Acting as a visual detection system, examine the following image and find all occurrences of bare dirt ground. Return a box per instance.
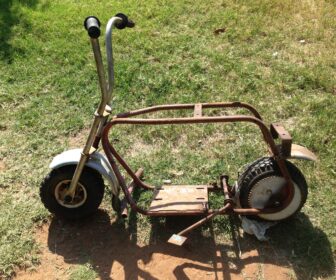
[0,159,6,172]
[15,210,293,280]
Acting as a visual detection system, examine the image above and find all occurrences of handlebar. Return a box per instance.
[84,16,101,38]
[83,13,134,111]
[105,14,134,104]
[115,13,135,29]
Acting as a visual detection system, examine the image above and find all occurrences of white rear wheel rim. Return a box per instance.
[249,176,302,221]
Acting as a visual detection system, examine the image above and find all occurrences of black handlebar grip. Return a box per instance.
[115,13,135,29]
[127,19,135,28]
[84,16,101,38]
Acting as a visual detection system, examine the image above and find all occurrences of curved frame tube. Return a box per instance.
[101,108,295,216]
[116,102,263,120]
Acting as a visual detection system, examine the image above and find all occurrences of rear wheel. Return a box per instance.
[40,165,105,219]
[238,157,308,221]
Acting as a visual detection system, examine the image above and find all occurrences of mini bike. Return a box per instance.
[40,14,317,245]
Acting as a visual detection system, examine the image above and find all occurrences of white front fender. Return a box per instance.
[49,149,119,196]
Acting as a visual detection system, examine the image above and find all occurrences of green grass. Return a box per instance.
[0,0,335,279]
[68,264,98,280]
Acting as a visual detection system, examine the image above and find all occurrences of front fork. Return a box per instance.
[64,110,110,201]
[64,37,110,200]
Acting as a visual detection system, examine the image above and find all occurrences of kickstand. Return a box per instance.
[168,203,232,246]
[229,214,242,258]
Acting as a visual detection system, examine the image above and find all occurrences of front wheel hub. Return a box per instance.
[63,195,73,203]
[55,180,87,208]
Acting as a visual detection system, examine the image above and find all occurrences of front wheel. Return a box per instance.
[237,157,308,221]
[40,165,105,219]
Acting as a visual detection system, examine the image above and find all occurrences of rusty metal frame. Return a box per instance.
[116,102,263,119]
[99,102,295,217]
[270,123,292,157]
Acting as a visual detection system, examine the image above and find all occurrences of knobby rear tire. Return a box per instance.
[238,157,308,221]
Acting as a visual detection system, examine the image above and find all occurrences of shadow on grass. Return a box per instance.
[267,213,335,280]
[0,0,39,63]
[45,210,334,280]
